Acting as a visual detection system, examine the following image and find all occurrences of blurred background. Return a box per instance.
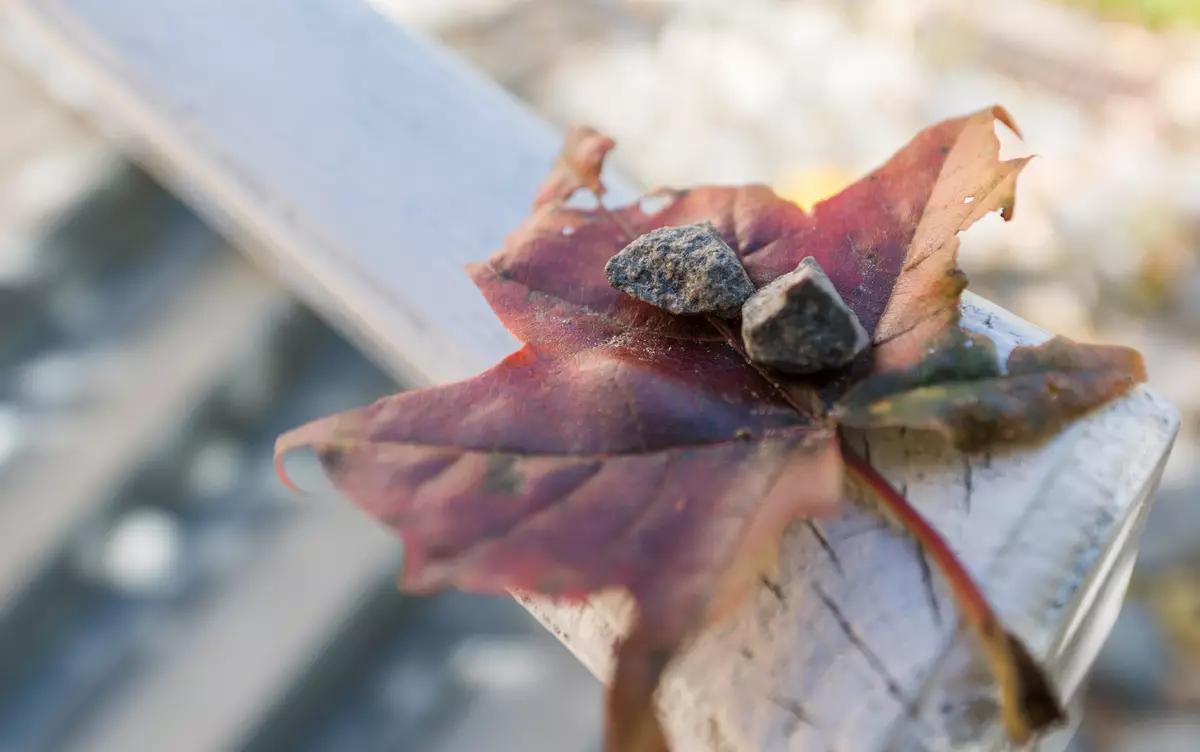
[0,0,1197,750]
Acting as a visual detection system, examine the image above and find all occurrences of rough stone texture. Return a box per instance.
[604,222,755,317]
[741,256,868,374]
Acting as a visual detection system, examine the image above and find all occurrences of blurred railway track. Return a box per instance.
[0,52,599,752]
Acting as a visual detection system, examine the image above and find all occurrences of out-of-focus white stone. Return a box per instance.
[1011,99,1092,164]
[927,70,1029,123]
[539,43,664,132]
[1158,58,1200,130]
[776,3,844,55]
[97,508,183,595]
[184,437,245,500]
[979,206,1064,275]
[450,637,552,691]
[17,351,90,409]
[1106,24,1168,82]
[821,39,923,117]
[709,32,787,120]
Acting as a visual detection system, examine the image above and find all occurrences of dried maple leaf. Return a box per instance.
[275,106,1141,750]
[532,124,616,210]
[836,328,1147,451]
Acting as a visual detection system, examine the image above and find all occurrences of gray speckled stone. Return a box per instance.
[741,256,868,374]
[604,222,755,317]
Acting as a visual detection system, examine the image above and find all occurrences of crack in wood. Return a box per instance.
[806,520,845,576]
[811,582,918,721]
[760,576,785,602]
[915,543,943,626]
[772,694,832,748]
[962,453,974,513]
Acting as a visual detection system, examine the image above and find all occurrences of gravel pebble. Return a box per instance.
[741,256,868,373]
[605,222,754,316]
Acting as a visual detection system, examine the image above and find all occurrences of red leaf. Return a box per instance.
[481,107,1024,368]
[275,339,842,752]
[275,108,1085,751]
[276,343,841,600]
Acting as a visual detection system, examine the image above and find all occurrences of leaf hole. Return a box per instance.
[564,189,599,211]
[994,119,1030,161]
[561,225,576,236]
[639,193,673,215]
[963,196,975,204]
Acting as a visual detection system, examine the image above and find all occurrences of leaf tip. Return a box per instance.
[990,105,1023,140]
[273,411,367,497]
[273,431,314,497]
[533,123,618,210]
[999,632,1067,743]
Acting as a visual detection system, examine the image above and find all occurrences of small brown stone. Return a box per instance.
[741,256,869,374]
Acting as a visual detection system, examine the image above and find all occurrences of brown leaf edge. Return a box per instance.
[532,124,616,210]
[835,330,1149,453]
[843,443,1065,743]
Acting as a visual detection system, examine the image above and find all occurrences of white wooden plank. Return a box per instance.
[1,0,553,386]
[0,1,1179,749]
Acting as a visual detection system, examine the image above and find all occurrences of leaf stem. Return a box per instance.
[840,438,1064,743]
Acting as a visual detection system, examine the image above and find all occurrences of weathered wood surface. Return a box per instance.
[0,1,1179,749]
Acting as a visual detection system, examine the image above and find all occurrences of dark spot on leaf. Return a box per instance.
[484,453,522,495]
[319,447,345,473]
[940,145,950,154]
